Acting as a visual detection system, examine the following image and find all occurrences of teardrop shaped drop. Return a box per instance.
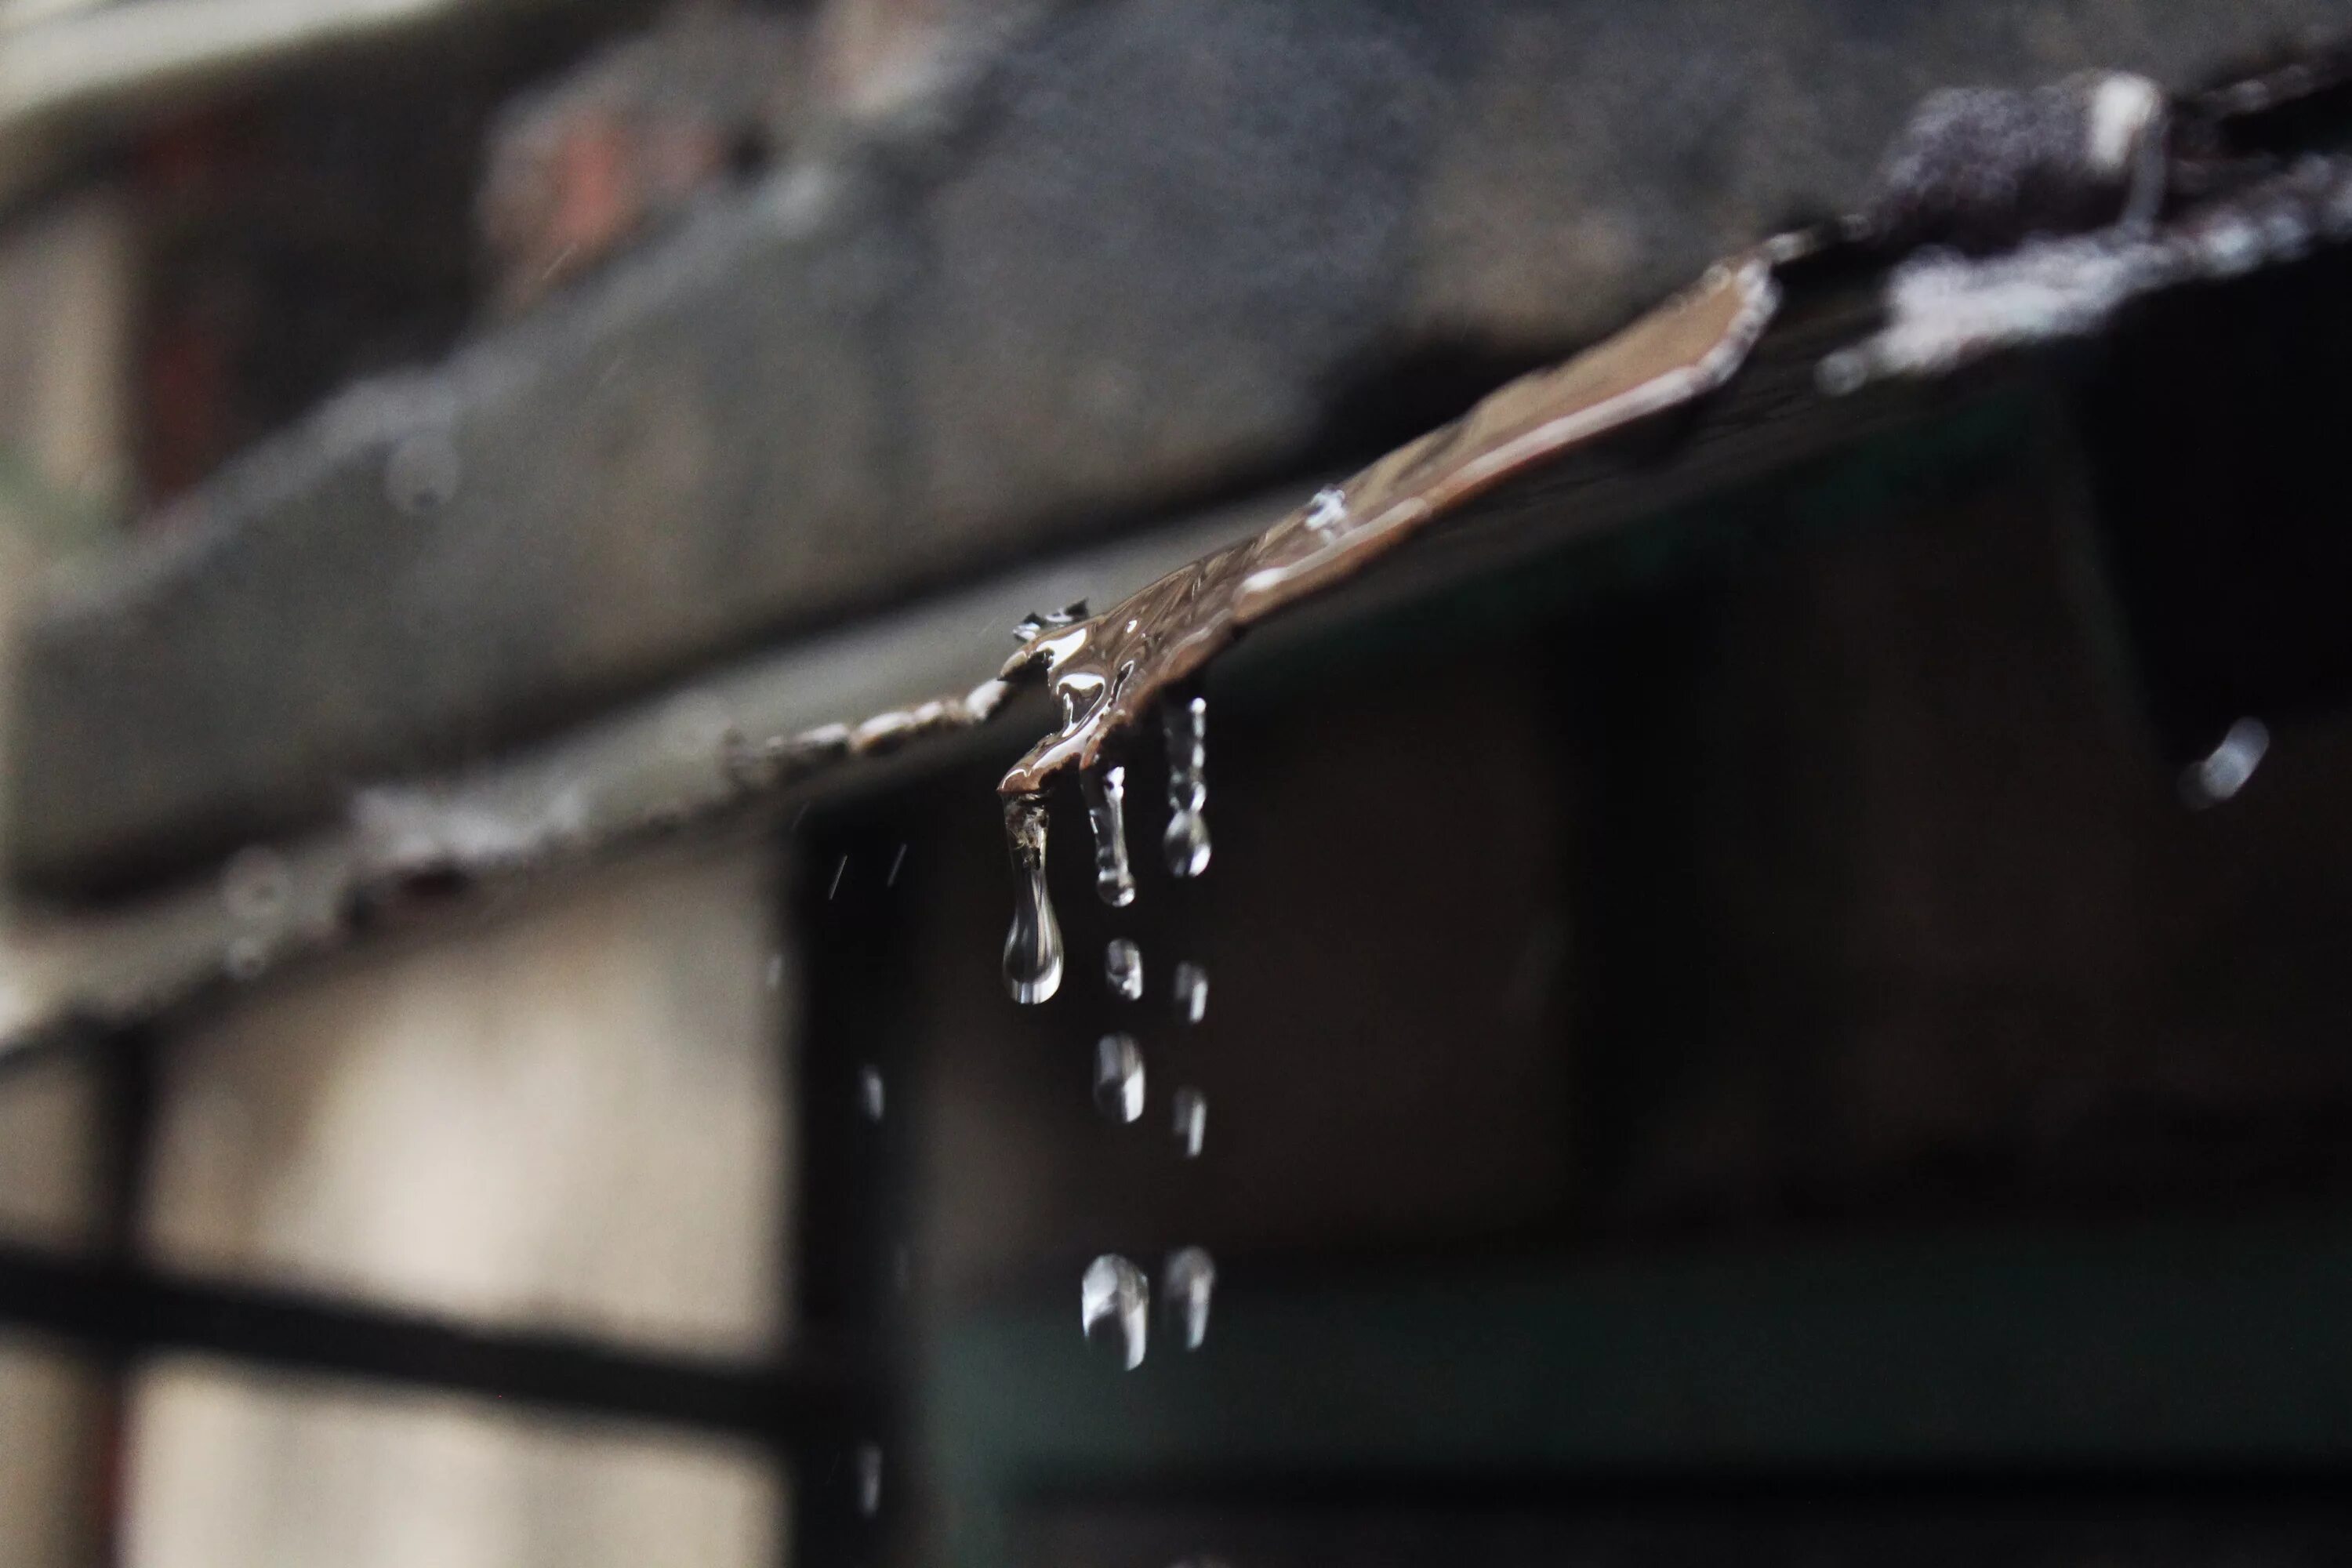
[1162,695,1211,878]
[1163,810,1211,878]
[1105,938,1144,1000]
[858,1064,886,1123]
[1172,1085,1207,1158]
[1080,763,1137,906]
[1094,1033,1145,1123]
[1001,793,1064,1004]
[1163,1246,1216,1351]
[1172,960,1209,1025]
[1081,1253,1149,1369]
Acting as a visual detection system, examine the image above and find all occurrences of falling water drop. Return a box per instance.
[1105,938,1144,1000]
[764,953,783,990]
[1172,961,1208,1025]
[1172,1086,1207,1158]
[854,1442,883,1518]
[1162,695,1211,877]
[1094,1033,1145,1123]
[1080,763,1138,906]
[1163,1247,1216,1351]
[1001,793,1064,1004]
[2181,717,2270,808]
[1081,1254,1149,1369]
[858,1065,885,1123]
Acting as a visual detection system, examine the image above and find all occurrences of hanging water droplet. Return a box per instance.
[1002,793,1064,1004]
[2181,717,2270,808]
[1081,1254,1149,1369]
[1094,1033,1145,1123]
[1172,1086,1207,1158]
[1163,695,1211,877]
[1172,960,1208,1025]
[854,1442,883,1518]
[1080,763,1138,906]
[858,1064,885,1123]
[1105,938,1144,1000]
[1163,1247,1215,1351]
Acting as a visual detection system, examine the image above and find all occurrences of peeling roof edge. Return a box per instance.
[9,56,2352,1061]
[0,495,1283,1066]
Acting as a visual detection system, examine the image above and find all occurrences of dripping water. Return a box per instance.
[858,1064,885,1123]
[1080,762,1138,906]
[1001,793,1064,1004]
[1082,1253,1149,1369]
[1172,960,1209,1025]
[1172,1085,1207,1158]
[1094,1033,1145,1123]
[1105,938,1144,1000]
[854,1442,883,1518]
[1163,1246,1216,1351]
[2182,717,2269,808]
[1162,695,1211,877]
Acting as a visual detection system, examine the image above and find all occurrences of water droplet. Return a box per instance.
[1163,1246,1215,1351]
[1094,1033,1145,1123]
[1163,695,1211,877]
[1080,763,1138,906]
[1172,960,1208,1025]
[855,1442,883,1518]
[385,430,460,514]
[1081,1254,1149,1369]
[1105,938,1144,1000]
[765,953,784,989]
[220,845,291,924]
[858,1064,885,1122]
[1305,485,1348,533]
[1002,793,1064,1004]
[887,844,909,887]
[2182,717,2270,808]
[1172,1086,1207,1158]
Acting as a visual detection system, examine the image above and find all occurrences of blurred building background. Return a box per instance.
[10,2,2352,1566]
